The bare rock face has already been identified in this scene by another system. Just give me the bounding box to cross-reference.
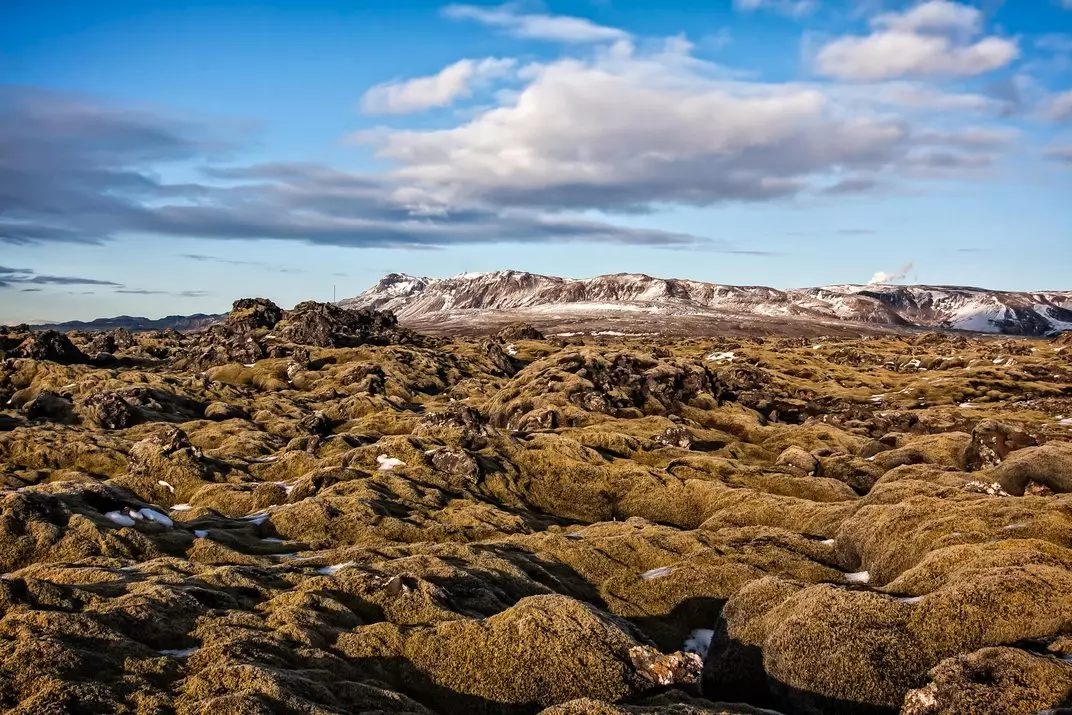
[497,322,545,341]
[24,390,75,423]
[225,297,285,334]
[968,419,1037,469]
[275,301,411,348]
[15,331,88,364]
[425,446,481,487]
[80,390,139,429]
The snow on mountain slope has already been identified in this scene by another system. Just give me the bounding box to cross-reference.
[340,271,1072,336]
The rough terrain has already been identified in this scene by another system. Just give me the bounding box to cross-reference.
[1,299,1071,714]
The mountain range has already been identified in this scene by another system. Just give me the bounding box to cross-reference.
[340,271,1072,337]
[24,271,1072,337]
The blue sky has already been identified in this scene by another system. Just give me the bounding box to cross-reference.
[2,0,1070,322]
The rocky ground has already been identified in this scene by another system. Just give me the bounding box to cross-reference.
[1,300,1071,715]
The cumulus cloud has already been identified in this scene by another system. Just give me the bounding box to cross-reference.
[442,3,628,43]
[815,1,1018,80]
[733,0,817,18]
[357,38,1008,211]
[869,262,915,284]
[361,57,515,114]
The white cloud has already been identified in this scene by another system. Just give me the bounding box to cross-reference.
[733,0,817,17]
[1046,89,1072,121]
[442,3,629,43]
[361,58,515,114]
[350,38,1005,212]
[815,1,1018,80]
[869,262,914,284]
[872,0,980,36]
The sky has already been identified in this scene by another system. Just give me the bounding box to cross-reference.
[1,0,1071,323]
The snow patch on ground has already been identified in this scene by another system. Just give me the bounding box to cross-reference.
[104,511,136,527]
[895,595,925,604]
[845,571,871,584]
[137,508,173,528]
[640,566,673,581]
[704,351,735,363]
[157,480,175,493]
[377,455,405,471]
[317,561,356,576]
[683,629,715,659]
[242,511,271,525]
[159,647,198,658]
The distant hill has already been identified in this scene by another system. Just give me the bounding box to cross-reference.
[31,313,222,333]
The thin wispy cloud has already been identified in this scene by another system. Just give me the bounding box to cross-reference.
[442,3,630,43]
[0,265,121,289]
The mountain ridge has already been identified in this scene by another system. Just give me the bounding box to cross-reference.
[340,270,1072,337]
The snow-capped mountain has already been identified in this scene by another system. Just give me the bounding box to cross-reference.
[341,271,1072,336]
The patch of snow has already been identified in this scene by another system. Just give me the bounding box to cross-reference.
[273,481,297,495]
[193,529,209,539]
[105,511,136,527]
[159,647,198,658]
[157,480,175,493]
[262,537,286,543]
[895,595,925,604]
[242,511,271,525]
[317,561,355,576]
[821,539,836,546]
[640,566,673,581]
[243,363,256,368]
[684,629,715,659]
[1059,418,1072,426]
[992,358,1003,364]
[506,343,518,355]
[959,402,975,409]
[377,455,405,471]
[171,504,193,511]
[138,508,174,528]
[845,571,871,584]
[704,351,735,363]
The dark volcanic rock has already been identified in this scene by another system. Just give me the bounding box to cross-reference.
[275,301,410,348]
[80,390,139,429]
[15,331,88,364]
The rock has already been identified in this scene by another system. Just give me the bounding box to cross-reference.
[299,410,332,436]
[425,447,481,486]
[628,645,704,688]
[24,391,75,423]
[986,443,1072,495]
[15,331,88,364]
[273,301,410,348]
[204,401,248,421]
[968,420,1037,470]
[655,426,693,449]
[776,446,818,475]
[497,323,545,341]
[225,297,284,333]
[901,647,1072,715]
[80,390,138,429]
